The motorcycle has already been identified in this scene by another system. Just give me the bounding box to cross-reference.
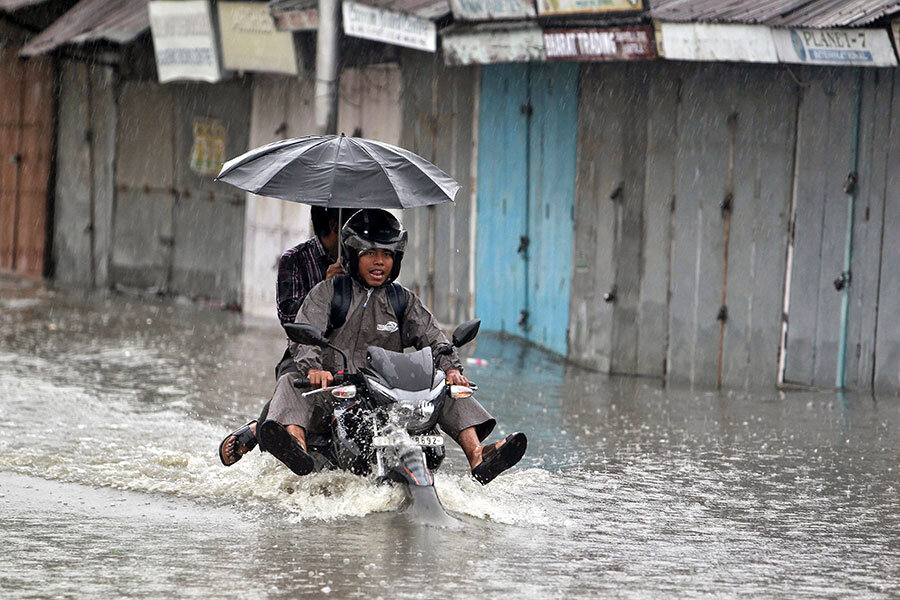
[282,318,482,522]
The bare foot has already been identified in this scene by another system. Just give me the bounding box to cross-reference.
[285,424,308,452]
[221,422,257,465]
[469,436,508,469]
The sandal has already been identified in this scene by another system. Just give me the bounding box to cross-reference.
[258,420,314,477]
[218,421,258,466]
[472,432,527,485]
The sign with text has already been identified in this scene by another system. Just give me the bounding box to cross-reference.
[274,7,319,31]
[773,28,897,67]
[442,24,544,65]
[149,0,222,83]
[655,22,778,63]
[544,26,655,61]
[536,0,641,17]
[450,0,535,21]
[218,1,299,74]
[343,1,436,52]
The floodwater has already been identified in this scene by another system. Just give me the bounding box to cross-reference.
[1,275,899,599]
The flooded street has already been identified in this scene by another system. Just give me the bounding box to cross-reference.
[2,275,899,599]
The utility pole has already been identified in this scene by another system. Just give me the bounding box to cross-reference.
[315,0,340,135]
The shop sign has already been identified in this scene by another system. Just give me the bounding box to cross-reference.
[343,1,436,52]
[655,21,778,63]
[190,118,227,176]
[449,0,535,21]
[536,0,641,17]
[544,26,654,61]
[773,28,897,67]
[149,0,222,83]
[273,6,319,31]
[218,1,298,74]
[442,24,544,65]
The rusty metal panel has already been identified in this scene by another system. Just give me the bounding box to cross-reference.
[636,62,678,378]
[874,70,900,391]
[783,68,857,388]
[650,0,900,28]
[720,66,795,390]
[112,81,176,291]
[845,69,893,389]
[53,60,95,287]
[0,47,53,277]
[20,0,149,57]
[0,47,24,272]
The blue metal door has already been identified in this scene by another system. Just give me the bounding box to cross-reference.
[475,63,578,355]
[475,64,529,337]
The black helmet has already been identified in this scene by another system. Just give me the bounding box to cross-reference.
[341,208,407,286]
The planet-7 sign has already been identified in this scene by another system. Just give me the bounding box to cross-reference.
[772,28,897,67]
[536,0,641,17]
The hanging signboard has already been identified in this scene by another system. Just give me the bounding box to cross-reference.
[536,0,641,17]
[655,22,778,63]
[442,24,544,65]
[449,0,535,21]
[544,26,655,61]
[271,0,319,31]
[149,0,222,83]
[218,1,298,74]
[342,1,436,52]
[773,28,898,67]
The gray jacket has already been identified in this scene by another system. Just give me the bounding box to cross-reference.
[291,277,463,376]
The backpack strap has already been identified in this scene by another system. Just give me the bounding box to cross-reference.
[326,275,353,336]
[386,282,409,334]
[325,277,408,337]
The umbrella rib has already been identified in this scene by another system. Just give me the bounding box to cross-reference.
[326,135,345,202]
[353,141,403,203]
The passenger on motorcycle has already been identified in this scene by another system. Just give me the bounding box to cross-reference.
[261,208,527,485]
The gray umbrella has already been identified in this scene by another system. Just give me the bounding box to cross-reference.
[215,134,460,209]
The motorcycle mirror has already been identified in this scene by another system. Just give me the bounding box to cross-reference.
[283,323,330,347]
[452,319,481,348]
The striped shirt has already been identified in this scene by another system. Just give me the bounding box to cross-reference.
[276,236,332,325]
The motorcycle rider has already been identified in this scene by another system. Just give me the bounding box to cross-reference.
[219,207,347,467]
[259,208,527,484]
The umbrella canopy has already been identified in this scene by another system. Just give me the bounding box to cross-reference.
[216,134,460,209]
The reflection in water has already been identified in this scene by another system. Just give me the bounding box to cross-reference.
[1,276,899,598]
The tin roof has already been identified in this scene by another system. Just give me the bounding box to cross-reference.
[20,0,148,56]
[649,0,900,28]
[270,0,449,20]
[0,0,51,11]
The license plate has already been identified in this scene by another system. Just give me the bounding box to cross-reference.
[372,434,443,448]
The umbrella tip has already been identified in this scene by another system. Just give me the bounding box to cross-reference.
[340,132,345,137]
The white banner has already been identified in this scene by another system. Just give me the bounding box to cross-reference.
[218,1,298,74]
[773,28,898,67]
[449,0,535,21]
[342,1,436,52]
[442,24,545,65]
[655,22,778,63]
[149,0,222,83]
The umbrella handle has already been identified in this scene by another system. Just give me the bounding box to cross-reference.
[337,208,342,264]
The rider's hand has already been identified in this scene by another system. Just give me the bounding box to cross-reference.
[446,369,469,386]
[308,369,334,388]
[325,262,346,280]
